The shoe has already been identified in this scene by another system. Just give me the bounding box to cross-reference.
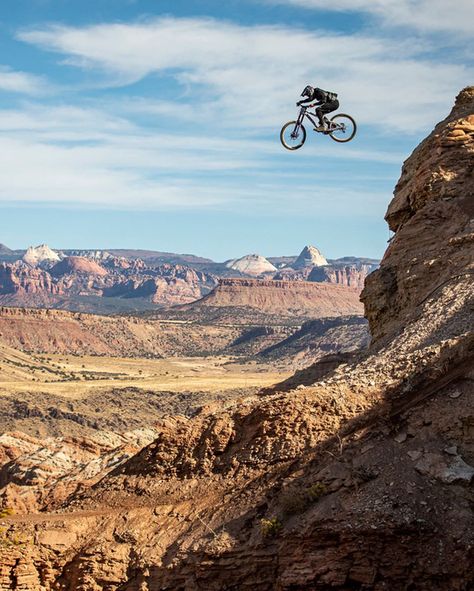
[313,124,326,132]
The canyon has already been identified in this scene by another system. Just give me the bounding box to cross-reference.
[0,87,471,590]
[0,244,377,313]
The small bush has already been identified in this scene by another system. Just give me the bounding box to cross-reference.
[260,517,282,538]
[306,482,326,502]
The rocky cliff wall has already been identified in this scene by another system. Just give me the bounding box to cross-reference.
[191,278,364,316]
[361,86,474,342]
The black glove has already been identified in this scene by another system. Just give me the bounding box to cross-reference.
[296,101,303,106]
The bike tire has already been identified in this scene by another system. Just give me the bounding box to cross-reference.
[328,114,357,143]
[280,121,306,150]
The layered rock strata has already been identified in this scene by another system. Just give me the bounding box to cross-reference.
[361,86,474,342]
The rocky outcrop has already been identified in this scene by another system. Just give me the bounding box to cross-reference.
[0,428,158,513]
[291,245,328,269]
[308,263,375,289]
[49,256,108,277]
[361,86,474,342]
[274,258,378,289]
[0,262,59,296]
[225,254,277,275]
[0,258,217,311]
[22,244,60,267]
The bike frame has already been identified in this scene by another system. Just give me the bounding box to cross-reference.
[296,106,320,128]
[295,105,343,131]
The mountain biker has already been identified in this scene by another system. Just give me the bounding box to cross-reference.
[296,85,339,132]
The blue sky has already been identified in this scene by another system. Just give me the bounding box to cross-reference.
[0,0,472,261]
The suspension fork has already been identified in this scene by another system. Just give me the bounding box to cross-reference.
[291,108,306,137]
[296,107,306,127]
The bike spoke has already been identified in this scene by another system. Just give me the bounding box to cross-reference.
[328,115,356,143]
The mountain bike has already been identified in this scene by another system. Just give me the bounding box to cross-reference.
[280,105,357,150]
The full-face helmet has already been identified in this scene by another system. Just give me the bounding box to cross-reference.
[301,85,314,98]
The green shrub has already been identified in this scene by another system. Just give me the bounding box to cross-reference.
[306,482,326,502]
[260,517,282,537]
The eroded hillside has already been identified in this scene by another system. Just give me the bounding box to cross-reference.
[0,87,472,590]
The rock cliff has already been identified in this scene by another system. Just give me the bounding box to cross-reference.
[361,86,474,342]
[184,277,364,317]
[308,263,375,289]
[0,258,217,311]
[22,244,60,267]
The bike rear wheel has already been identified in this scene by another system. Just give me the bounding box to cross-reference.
[328,114,356,143]
[280,121,306,150]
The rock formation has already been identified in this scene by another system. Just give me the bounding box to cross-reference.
[308,263,375,289]
[184,277,363,317]
[0,429,159,513]
[22,244,60,267]
[0,306,240,357]
[361,86,474,342]
[291,245,328,269]
[49,256,109,277]
[225,254,277,275]
[0,258,218,311]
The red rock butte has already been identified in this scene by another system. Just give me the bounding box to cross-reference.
[183,277,364,316]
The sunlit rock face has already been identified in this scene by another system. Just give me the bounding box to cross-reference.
[361,86,474,343]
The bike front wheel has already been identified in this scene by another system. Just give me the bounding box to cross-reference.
[280,121,306,150]
[328,114,357,143]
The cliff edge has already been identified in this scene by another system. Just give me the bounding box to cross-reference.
[362,86,474,342]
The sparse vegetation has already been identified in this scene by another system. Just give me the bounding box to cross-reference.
[260,517,282,537]
[306,482,327,501]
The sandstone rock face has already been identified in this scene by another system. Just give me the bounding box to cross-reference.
[0,262,59,296]
[187,278,364,317]
[308,263,375,289]
[22,244,60,267]
[291,245,328,269]
[0,258,217,310]
[0,429,158,513]
[225,254,277,275]
[49,256,109,277]
[361,86,474,342]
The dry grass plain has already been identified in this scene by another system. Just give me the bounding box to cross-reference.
[0,345,289,398]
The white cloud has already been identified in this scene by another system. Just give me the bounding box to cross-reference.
[0,100,398,212]
[18,17,471,133]
[5,16,469,214]
[0,66,46,94]
[268,0,474,36]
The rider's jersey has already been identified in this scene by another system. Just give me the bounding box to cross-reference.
[305,88,338,104]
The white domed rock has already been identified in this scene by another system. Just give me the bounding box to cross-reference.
[225,254,277,276]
